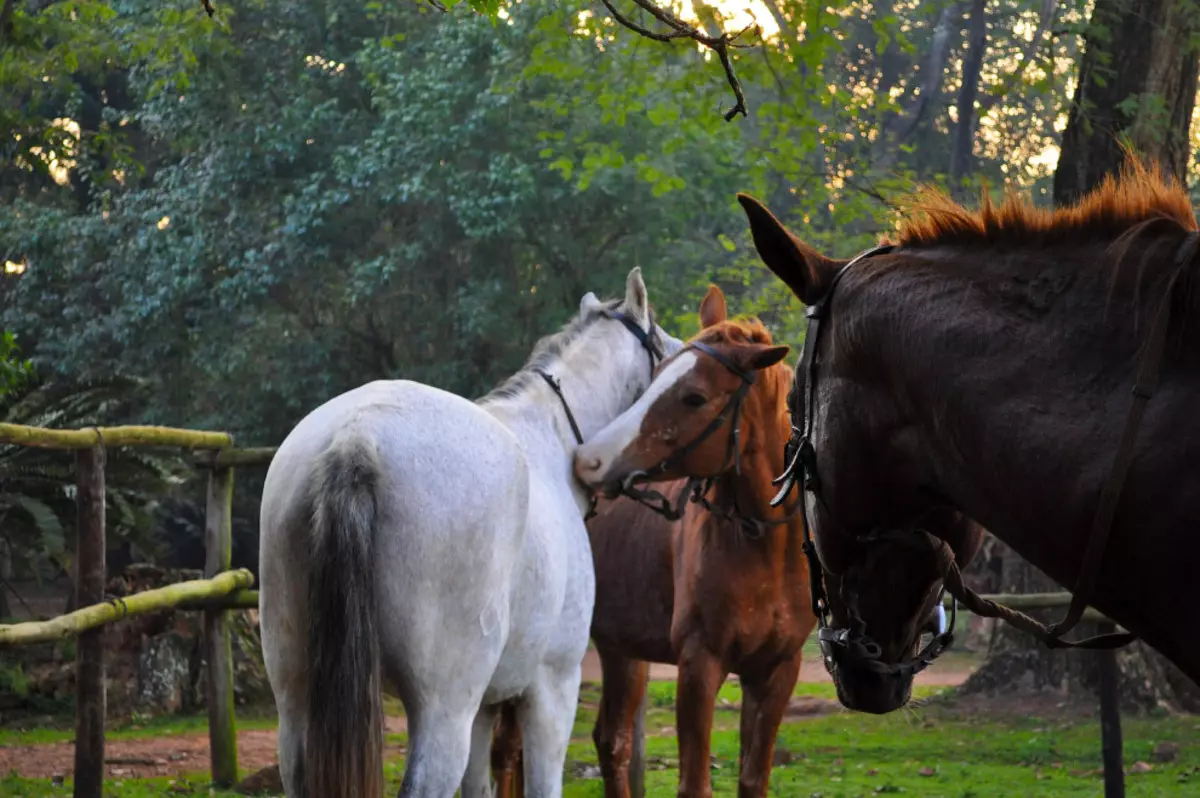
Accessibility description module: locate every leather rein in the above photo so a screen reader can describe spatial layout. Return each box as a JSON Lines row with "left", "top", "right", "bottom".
{"left": 772, "top": 231, "right": 1198, "bottom": 673}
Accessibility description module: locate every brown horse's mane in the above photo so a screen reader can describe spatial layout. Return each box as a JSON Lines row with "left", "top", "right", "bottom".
{"left": 892, "top": 159, "right": 1197, "bottom": 251}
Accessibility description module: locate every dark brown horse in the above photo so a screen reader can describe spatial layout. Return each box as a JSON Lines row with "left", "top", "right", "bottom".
{"left": 735, "top": 160, "right": 1200, "bottom": 714}
{"left": 493, "top": 285, "right": 820, "bottom": 796}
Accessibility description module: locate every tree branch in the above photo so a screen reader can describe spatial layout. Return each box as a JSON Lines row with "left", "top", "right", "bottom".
{"left": 598, "top": 0, "right": 752, "bottom": 120}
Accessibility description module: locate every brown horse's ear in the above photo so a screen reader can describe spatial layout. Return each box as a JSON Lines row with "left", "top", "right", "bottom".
{"left": 698, "top": 284, "right": 726, "bottom": 328}
{"left": 736, "top": 194, "right": 843, "bottom": 305}
{"left": 738, "top": 343, "right": 790, "bottom": 372}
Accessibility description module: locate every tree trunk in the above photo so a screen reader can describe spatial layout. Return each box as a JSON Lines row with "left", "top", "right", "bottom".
{"left": 950, "top": 0, "right": 988, "bottom": 182}
{"left": 1053, "top": 0, "right": 1200, "bottom": 204}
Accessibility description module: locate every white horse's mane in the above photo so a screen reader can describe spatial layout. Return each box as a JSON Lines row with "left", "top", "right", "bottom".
{"left": 476, "top": 297, "right": 624, "bottom": 404}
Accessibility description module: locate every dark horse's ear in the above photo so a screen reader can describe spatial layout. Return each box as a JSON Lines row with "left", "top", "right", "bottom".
{"left": 737, "top": 194, "right": 843, "bottom": 305}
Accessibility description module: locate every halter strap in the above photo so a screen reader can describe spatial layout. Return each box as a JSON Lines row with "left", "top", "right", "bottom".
{"left": 603, "top": 308, "right": 663, "bottom": 377}
{"left": 536, "top": 370, "right": 584, "bottom": 445}
{"left": 538, "top": 305, "right": 664, "bottom": 449}
{"left": 771, "top": 245, "right": 895, "bottom": 506}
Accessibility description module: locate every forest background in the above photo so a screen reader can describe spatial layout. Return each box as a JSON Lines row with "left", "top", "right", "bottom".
{"left": 2, "top": 0, "right": 1198, "bottom": 703}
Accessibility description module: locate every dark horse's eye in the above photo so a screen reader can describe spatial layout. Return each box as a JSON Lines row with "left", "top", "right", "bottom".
{"left": 682, "top": 392, "right": 707, "bottom": 408}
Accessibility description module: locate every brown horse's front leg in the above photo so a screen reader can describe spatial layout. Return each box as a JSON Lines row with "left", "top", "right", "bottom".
{"left": 592, "top": 650, "right": 650, "bottom": 798}
{"left": 491, "top": 700, "right": 524, "bottom": 798}
{"left": 736, "top": 652, "right": 803, "bottom": 798}
{"left": 675, "top": 638, "right": 727, "bottom": 798}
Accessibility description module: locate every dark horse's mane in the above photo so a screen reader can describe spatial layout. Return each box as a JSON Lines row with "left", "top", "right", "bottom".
{"left": 884, "top": 160, "right": 1200, "bottom": 328}
{"left": 892, "top": 159, "right": 1197, "bottom": 251}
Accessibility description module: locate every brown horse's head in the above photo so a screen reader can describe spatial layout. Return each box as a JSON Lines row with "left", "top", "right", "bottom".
{"left": 574, "top": 285, "right": 790, "bottom": 492}
{"left": 736, "top": 194, "right": 983, "bottom": 714}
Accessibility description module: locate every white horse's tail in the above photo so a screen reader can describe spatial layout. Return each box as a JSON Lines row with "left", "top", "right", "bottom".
{"left": 303, "top": 435, "right": 384, "bottom": 798}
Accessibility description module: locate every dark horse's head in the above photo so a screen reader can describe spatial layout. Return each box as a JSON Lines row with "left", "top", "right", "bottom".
{"left": 732, "top": 195, "right": 992, "bottom": 713}
{"left": 735, "top": 159, "right": 1200, "bottom": 711}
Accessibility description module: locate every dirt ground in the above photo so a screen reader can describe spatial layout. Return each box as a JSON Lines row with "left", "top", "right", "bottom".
{"left": 0, "top": 651, "right": 974, "bottom": 782}
{"left": 580, "top": 649, "right": 977, "bottom": 688}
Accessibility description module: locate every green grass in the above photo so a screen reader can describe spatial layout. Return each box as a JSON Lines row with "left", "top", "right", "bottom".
{"left": 3, "top": 681, "right": 1197, "bottom": 797}
{"left": 0, "top": 706, "right": 280, "bottom": 747}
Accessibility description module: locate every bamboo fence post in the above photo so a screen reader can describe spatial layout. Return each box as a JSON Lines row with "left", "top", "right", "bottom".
{"left": 205, "top": 466, "right": 238, "bottom": 787}
{"left": 73, "top": 443, "right": 106, "bottom": 798}
{"left": 1097, "top": 621, "right": 1125, "bottom": 798}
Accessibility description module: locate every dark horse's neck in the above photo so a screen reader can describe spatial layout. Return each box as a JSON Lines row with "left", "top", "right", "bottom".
{"left": 853, "top": 240, "right": 1200, "bottom": 678}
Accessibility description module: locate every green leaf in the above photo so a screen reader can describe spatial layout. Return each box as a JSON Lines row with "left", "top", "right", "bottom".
{"left": 11, "top": 496, "right": 65, "bottom": 558}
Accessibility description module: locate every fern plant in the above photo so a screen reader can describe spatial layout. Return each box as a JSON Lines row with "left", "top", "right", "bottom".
{"left": 0, "top": 376, "right": 192, "bottom": 586}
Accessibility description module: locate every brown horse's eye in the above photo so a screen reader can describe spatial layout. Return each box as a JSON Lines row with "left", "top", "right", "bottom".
{"left": 682, "top": 392, "right": 707, "bottom": 408}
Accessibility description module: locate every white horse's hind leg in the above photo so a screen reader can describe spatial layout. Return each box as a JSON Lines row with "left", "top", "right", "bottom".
{"left": 275, "top": 692, "right": 307, "bottom": 797}
{"left": 399, "top": 706, "right": 475, "bottom": 797}
{"left": 460, "top": 704, "right": 499, "bottom": 797}
{"left": 518, "top": 666, "right": 583, "bottom": 798}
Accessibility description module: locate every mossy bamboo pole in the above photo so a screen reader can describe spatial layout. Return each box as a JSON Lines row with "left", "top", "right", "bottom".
{"left": 182, "top": 588, "right": 259, "bottom": 610}
{"left": 193, "top": 447, "right": 277, "bottom": 468}
{"left": 0, "top": 423, "right": 232, "bottom": 450}
{"left": 205, "top": 466, "right": 239, "bottom": 788}
{"left": 0, "top": 569, "right": 254, "bottom": 646}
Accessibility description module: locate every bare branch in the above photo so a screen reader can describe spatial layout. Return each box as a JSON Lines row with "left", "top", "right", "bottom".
{"left": 599, "top": 0, "right": 693, "bottom": 42}
{"left": 598, "top": 0, "right": 752, "bottom": 120}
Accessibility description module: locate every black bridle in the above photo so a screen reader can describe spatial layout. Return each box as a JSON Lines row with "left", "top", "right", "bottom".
{"left": 769, "top": 244, "right": 960, "bottom": 678}
{"left": 536, "top": 307, "right": 664, "bottom": 450}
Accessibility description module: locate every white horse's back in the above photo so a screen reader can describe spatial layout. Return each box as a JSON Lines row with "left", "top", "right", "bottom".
{"left": 259, "top": 270, "right": 679, "bottom": 798}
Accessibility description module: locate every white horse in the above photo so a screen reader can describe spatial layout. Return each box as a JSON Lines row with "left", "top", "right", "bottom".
{"left": 259, "top": 268, "right": 680, "bottom": 798}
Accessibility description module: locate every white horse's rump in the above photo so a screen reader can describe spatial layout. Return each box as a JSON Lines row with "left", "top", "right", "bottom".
{"left": 259, "top": 269, "right": 679, "bottom": 798}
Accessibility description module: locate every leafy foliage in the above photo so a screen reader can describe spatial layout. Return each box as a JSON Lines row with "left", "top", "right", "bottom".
{"left": 0, "top": 0, "right": 1181, "bottom": 566}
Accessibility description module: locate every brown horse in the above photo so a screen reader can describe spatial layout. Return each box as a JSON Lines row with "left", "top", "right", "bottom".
{"left": 536, "top": 285, "right": 821, "bottom": 797}
{"left": 735, "top": 159, "right": 1200, "bottom": 714}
